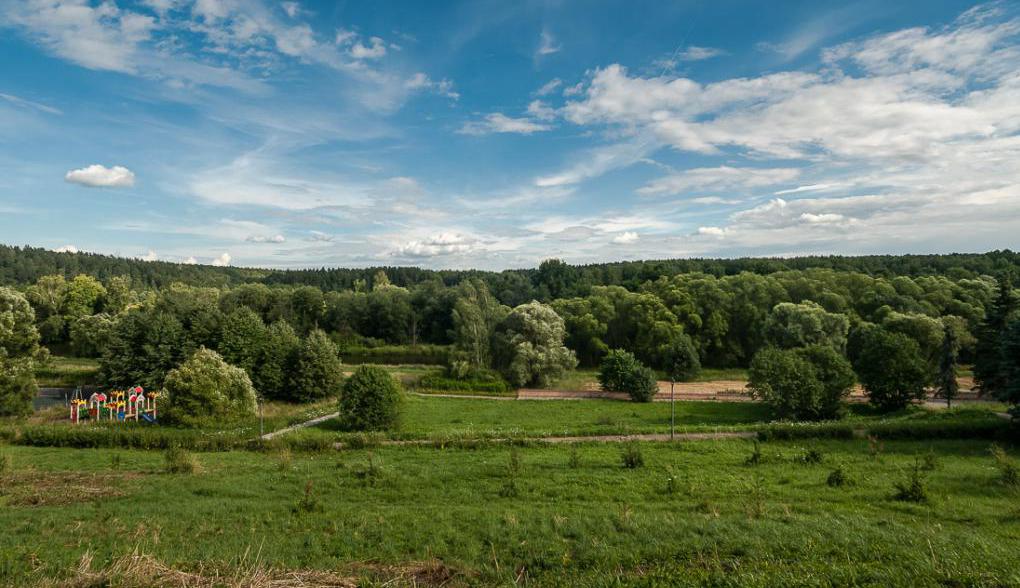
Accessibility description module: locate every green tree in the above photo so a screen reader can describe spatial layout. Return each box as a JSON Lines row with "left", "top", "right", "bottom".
{"left": 492, "top": 302, "right": 577, "bottom": 388}
{"left": 252, "top": 321, "right": 301, "bottom": 401}
{"left": 339, "top": 365, "right": 402, "bottom": 431}
{"left": 974, "top": 276, "right": 1016, "bottom": 396}
{"left": 0, "top": 287, "right": 45, "bottom": 416}
{"left": 100, "top": 307, "right": 189, "bottom": 390}
{"left": 103, "top": 275, "right": 134, "bottom": 314}
{"left": 163, "top": 348, "right": 257, "bottom": 426}
{"left": 291, "top": 329, "right": 344, "bottom": 402}
{"left": 69, "top": 313, "right": 115, "bottom": 357}
{"left": 748, "top": 347, "right": 823, "bottom": 420}
{"left": 796, "top": 345, "right": 857, "bottom": 419}
{"left": 936, "top": 323, "right": 960, "bottom": 408}
{"left": 997, "top": 319, "right": 1020, "bottom": 417}
{"left": 764, "top": 301, "right": 849, "bottom": 352}
{"left": 62, "top": 274, "right": 107, "bottom": 322}
{"left": 854, "top": 329, "right": 930, "bottom": 412}
{"left": 598, "top": 349, "right": 659, "bottom": 402}
{"left": 451, "top": 280, "right": 508, "bottom": 369}
{"left": 661, "top": 334, "right": 701, "bottom": 383}
{"left": 218, "top": 308, "right": 267, "bottom": 376}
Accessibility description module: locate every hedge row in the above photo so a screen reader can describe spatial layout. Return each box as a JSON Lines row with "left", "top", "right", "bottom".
{"left": 416, "top": 374, "right": 512, "bottom": 395}
{"left": 757, "top": 418, "right": 1016, "bottom": 442}
{"left": 341, "top": 345, "right": 450, "bottom": 365}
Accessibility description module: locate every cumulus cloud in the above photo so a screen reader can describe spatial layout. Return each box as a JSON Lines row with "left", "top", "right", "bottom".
{"left": 246, "top": 234, "right": 286, "bottom": 243}
{"left": 405, "top": 73, "right": 459, "bottom": 99}
{"left": 141, "top": 250, "right": 158, "bottom": 262}
{"left": 394, "top": 233, "right": 475, "bottom": 258}
{"left": 459, "top": 113, "right": 551, "bottom": 135}
{"left": 612, "top": 231, "right": 639, "bottom": 244}
{"left": 211, "top": 252, "right": 232, "bottom": 266}
{"left": 349, "top": 36, "right": 387, "bottom": 59}
{"left": 65, "top": 164, "right": 136, "bottom": 188}
{"left": 54, "top": 244, "right": 78, "bottom": 253}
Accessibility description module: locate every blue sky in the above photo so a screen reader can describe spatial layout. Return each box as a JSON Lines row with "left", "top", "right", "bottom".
{"left": 1, "top": 0, "right": 1018, "bottom": 269}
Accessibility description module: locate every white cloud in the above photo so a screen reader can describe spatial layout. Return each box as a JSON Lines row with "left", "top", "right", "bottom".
{"left": 678, "top": 46, "right": 724, "bottom": 61}
{"left": 697, "top": 226, "right": 727, "bottom": 237}
{"left": 141, "top": 250, "right": 158, "bottom": 262}
{"left": 281, "top": 2, "right": 300, "bottom": 18}
{"left": 246, "top": 234, "right": 286, "bottom": 243}
{"left": 211, "top": 252, "right": 232, "bottom": 266}
{"left": 65, "top": 164, "right": 136, "bottom": 188}
{"left": 526, "top": 100, "right": 556, "bottom": 121}
{"left": 612, "top": 231, "right": 639, "bottom": 244}
{"left": 54, "top": 244, "right": 78, "bottom": 253}
{"left": 535, "top": 138, "right": 657, "bottom": 187}
{"left": 394, "top": 232, "right": 476, "bottom": 258}
{"left": 459, "top": 113, "right": 551, "bottom": 135}
{"left": 536, "top": 29, "right": 561, "bottom": 57}
{"left": 182, "top": 256, "right": 198, "bottom": 265}
{"left": 535, "top": 78, "right": 562, "bottom": 96}
{"left": 0, "top": 92, "right": 62, "bottom": 115}
{"left": 350, "top": 36, "right": 387, "bottom": 59}
{"left": 405, "top": 73, "right": 459, "bottom": 99}
{"left": 638, "top": 166, "right": 802, "bottom": 196}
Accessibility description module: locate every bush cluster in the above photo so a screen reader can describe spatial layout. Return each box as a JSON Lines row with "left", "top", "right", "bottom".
{"left": 598, "top": 349, "right": 659, "bottom": 402}
{"left": 339, "top": 366, "right": 402, "bottom": 431}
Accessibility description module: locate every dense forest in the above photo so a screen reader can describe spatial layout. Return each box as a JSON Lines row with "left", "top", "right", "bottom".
{"left": 1, "top": 244, "right": 1018, "bottom": 419}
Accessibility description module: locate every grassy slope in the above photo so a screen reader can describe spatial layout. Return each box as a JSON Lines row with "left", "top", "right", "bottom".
{"left": 1, "top": 439, "right": 1018, "bottom": 586}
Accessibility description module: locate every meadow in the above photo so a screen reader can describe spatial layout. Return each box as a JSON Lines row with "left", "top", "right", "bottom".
{"left": 1, "top": 438, "right": 1019, "bottom": 586}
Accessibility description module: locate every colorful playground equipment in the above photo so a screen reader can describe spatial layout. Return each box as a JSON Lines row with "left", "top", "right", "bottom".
{"left": 70, "top": 386, "right": 159, "bottom": 424}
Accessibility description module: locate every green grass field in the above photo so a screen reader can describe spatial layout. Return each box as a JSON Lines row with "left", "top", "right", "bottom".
{"left": 33, "top": 355, "right": 100, "bottom": 388}
{"left": 1, "top": 438, "right": 1018, "bottom": 586}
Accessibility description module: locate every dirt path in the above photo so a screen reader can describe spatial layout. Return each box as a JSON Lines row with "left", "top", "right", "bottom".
{"left": 260, "top": 412, "right": 340, "bottom": 440}
{"left": 332, "top": 430, "right": 756, "bottom": 449}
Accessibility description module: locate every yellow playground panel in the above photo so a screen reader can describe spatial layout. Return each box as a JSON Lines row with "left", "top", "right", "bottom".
{"left": 70, "top": 386, "right": 159, "bottom": 424}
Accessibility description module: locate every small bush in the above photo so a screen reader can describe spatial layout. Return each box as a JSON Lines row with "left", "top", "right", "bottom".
{"left": 921, "top": 449, "right": 939, "bottom": 472}
{"left": 164, "top": 446, "right": 198, "bottom": 474}
{"left": 568, "top": 446, "right": 581, "bottom": 469}
{"left": 621, "top": 442, "right": 644, "bottom": 469}
{"left": 990, "top": 444, "right": 1020, "bottom": 487}
{"left": 800, "top": 448, "right": 824, "bottom": 465}
{"left": 109, "top": 453, "right": 122, "bottom": 470}
{"left": 826, "top": 466, "right": 850, "bottom": 488}
{"left": 294, "top": 480, "right": 319, "bottom": 513}
{"left": 0, "top": 450, "right": 10, "bottom": 475}
{"left": 665, "top": 466, "right": 680, "bottom": 495}
{"left": 745, "top": 441, "right": 763, "bottom": 466}
{"left": 352, "top": 452, "right": 384, "bottom": 486}
{"left": 339, "top": 366, "right": 402, "bottom": 431}
{"left": 893, "top": 460, "right": 928, "bottom": 503}
{"left": 599, "top": 350, "right": 659, "bottom": 402}
{"left": 499, "top": 449, "right": 522, "bottom": 497}
{"left": 276, "top": 448, "right": 293, "bottom": 472}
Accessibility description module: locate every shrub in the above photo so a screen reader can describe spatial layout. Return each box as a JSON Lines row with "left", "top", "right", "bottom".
{"left": 747, "top": 345, "right": 854, "bottom": 420}
{"left": 0, "top": 450, "right": 10, "bottom": 475}
{"left": 800, "top": 448, "right": 824, "bottom": 465}
{"left": 164, "top": 446, "right": 198, "bottom": 474}
{"left": 854, "top": 328, "right": 930, "bottom": 412}
{"left": 599, "top": 350, "right": 659, "bottom": 402}
{"left": 893, "top": 460, "right": 928, "bottom": 503}
{"left": 745, "top": 441, "right": 764, "bottom": 466}
{"left": 163, "top": 348, "right": 258, "bottom": 426}
{"left": 990, "top": 444, "right": 1020, "bottom": 487}
{"left": 827, "top": 466, "right": 849, "bottom": 487}
{"left": 0, "top": 356, "right": 37, "bottom": 418}
{"left": 568, "top": 445, "right": 581, "bottom": 469}
{"left": 290, "top": 329, "right": 344, "bottom": 402}
{"left": 417, "top": 372, "right": 510, "bottom": 395}
{"left": 339, "top": 366, "right": 402, "bottom": 431}
{"left": 661, "top": 335, "right": 701, "bottom": 383}
{"left": 621, "top": 442, "right": 644, "bottom": 469}
{"left": 499, "top": 449, "right": 522, "bottom": 497}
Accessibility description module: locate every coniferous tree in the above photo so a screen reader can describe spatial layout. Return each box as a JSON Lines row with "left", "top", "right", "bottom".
{"left": 937, "top": 323, "right": 960, "bottom": 408}
{"left": 974, "top": 276, "right": 1016, "bottom": 396}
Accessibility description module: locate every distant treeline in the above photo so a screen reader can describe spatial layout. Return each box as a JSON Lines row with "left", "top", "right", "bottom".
{"left": 2, "top": 244, "right": 1018, "bottom": 301}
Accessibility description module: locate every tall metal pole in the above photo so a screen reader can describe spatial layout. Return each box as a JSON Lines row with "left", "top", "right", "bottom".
{"left": 670, "top": 380, "right": 675, "bottom": 440}
{"left": 259, "top": 397, "right": 264, "bottom": 438}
